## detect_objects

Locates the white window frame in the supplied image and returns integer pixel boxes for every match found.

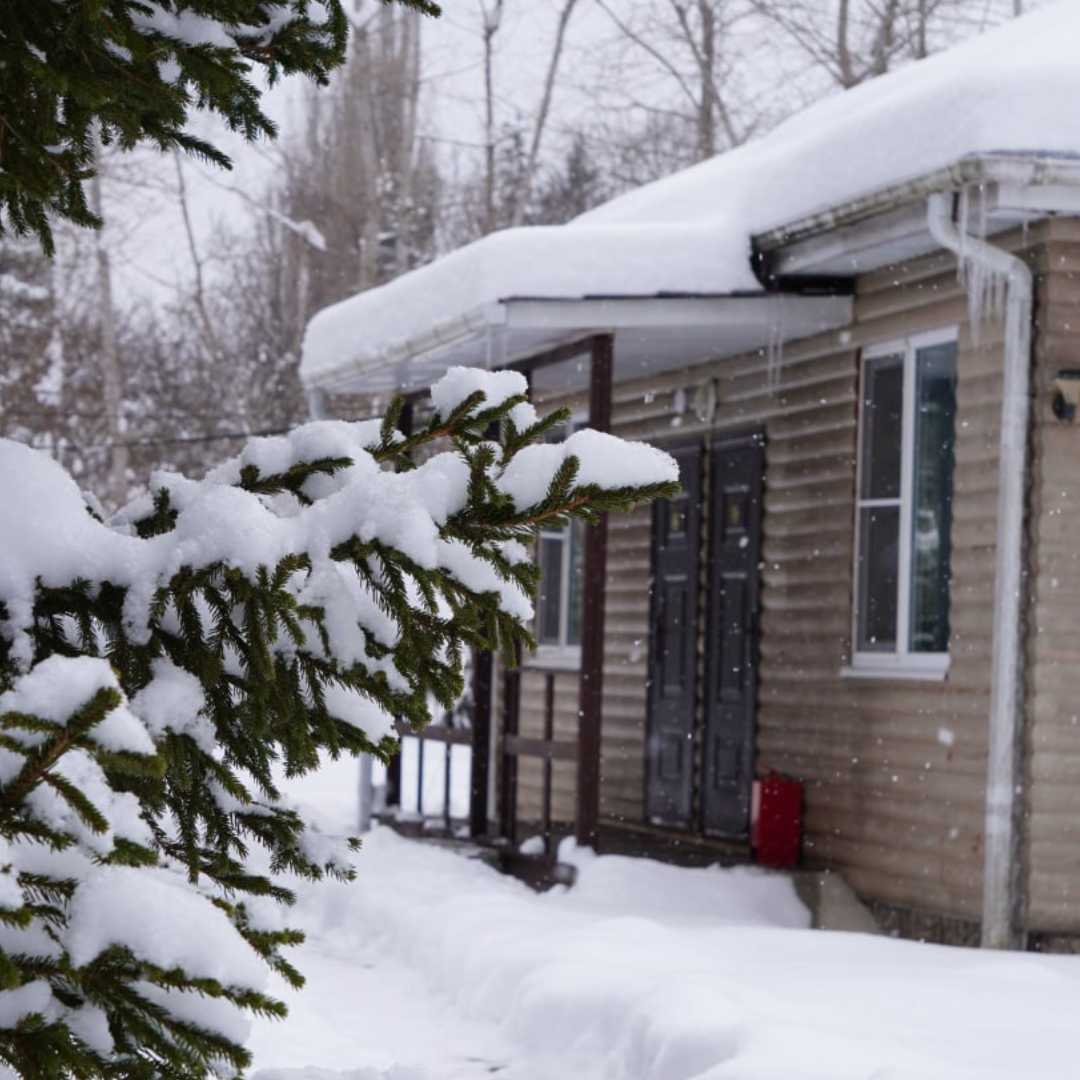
[530,415,586,669]
[844,327,958,681]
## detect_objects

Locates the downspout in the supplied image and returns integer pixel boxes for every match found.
[926,192,1033,949]
[307,387,329,421]
[307,386,377,834]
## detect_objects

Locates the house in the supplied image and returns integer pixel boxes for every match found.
[299,1,1080,951]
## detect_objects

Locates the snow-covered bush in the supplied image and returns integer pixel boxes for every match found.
[0,367,677,1079]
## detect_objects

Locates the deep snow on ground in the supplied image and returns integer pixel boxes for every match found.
[249,767,1080,1080]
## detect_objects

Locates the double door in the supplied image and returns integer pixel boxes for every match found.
[644,431,765,838]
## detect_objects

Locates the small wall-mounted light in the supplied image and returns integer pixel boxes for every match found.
[1052,369,1080,423]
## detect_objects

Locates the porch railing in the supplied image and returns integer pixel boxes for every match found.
[498,662,578,860]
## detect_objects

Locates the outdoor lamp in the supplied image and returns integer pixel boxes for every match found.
[1051,369,1080,422]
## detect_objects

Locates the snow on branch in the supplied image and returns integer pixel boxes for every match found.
[0,367,676,1078]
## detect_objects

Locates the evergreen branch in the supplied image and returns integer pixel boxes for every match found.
[0,688,121,812]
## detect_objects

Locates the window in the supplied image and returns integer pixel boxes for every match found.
[535,418,585,656]
[851,331,958,677]
[536,517,583,649]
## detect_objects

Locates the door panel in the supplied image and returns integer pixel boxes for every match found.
[645,445,702,828]
[702,431,765,838]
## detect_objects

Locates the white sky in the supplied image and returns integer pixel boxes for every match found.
[92,0,1041,312]
[96,2,600,310]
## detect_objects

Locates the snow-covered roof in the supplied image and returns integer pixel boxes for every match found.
[302,0,1080,393]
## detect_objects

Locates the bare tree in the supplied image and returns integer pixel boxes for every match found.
[468,0,584,233]
[595,0,759,163]
[508,0,581,226]
[0,239,61,453]
[285,2,437,299]
[86,148,129,507]
[480,0,505,236]
[749,0,1033,88]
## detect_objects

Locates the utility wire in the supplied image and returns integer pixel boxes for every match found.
[47,426,295,453]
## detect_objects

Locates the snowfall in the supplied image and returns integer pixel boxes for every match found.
[252,757,1080,1080]
[302,0,1080,391]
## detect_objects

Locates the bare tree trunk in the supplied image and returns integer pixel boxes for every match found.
[696,0,718,157]
[509,0,580,226]
[89,143,128,510]
[394,11,422,273]
[836,0,855,86]
[481,0,504,236]
[354,17,382,289]
[869,0,900,77]
[915,0,929,59]
[173,155,227,367]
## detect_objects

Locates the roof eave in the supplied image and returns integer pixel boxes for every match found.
[303,292,854,398]
[755,152,1080,281]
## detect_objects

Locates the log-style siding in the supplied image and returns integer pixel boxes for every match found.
[1023,218,1080,934]
[579,240,1007,921]
[502,221,1080,937]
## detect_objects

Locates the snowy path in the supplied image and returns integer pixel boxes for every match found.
[249,769,1080,1080]
[250,940,526,1078]
[249,912,593,1079]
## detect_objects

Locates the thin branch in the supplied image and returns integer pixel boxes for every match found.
[596,0,703,113]
[510,0,581,226]
[173,153,227,367]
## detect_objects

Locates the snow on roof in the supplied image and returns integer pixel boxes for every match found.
[581,1,1080,231]
[301,220,753,392]
[302,0,1080,390]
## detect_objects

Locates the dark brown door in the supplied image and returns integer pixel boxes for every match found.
[644,445,702,828]
[701,430,764,837]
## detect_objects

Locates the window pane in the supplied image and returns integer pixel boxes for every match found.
[857,506,900,651]
[909,341,958,654]
[537,419,585,649]
[861,356,904,501]
[537,535,563,644]
[566,520,584,647]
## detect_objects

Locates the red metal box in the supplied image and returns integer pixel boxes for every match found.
[750,774,802,868]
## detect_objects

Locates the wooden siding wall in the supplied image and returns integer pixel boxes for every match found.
[506,223,1080,934]
[1024,219,1080,934]
[591,235,1045,922]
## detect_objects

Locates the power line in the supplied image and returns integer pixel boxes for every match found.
[1,406,289,422]
[53,426,295,453]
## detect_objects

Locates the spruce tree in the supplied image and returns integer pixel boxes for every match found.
[0,0,440,253]
[0,368,678,1079]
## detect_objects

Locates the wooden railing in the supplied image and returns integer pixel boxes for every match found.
[499,663,578,859]
[389,715,473,833]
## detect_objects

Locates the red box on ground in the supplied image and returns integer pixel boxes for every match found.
[750,774,802,868]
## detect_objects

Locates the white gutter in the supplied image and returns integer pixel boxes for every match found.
[306,303,504,394]
[758,154,1080,258]
[926,191,1033,950]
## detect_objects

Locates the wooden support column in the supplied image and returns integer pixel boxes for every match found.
[469,649,493,837]
[576,333,613,848]
[384,398,415,812]
[499,647,522,848]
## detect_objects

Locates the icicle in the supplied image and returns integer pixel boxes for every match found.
[766,294,786,393]
[956,182,1007,343]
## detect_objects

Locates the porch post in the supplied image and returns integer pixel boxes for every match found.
[384,398,414,814]
[576,333,614,848]
[469,649,493,837]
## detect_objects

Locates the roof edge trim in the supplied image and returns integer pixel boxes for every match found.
[752,152,1080,281]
